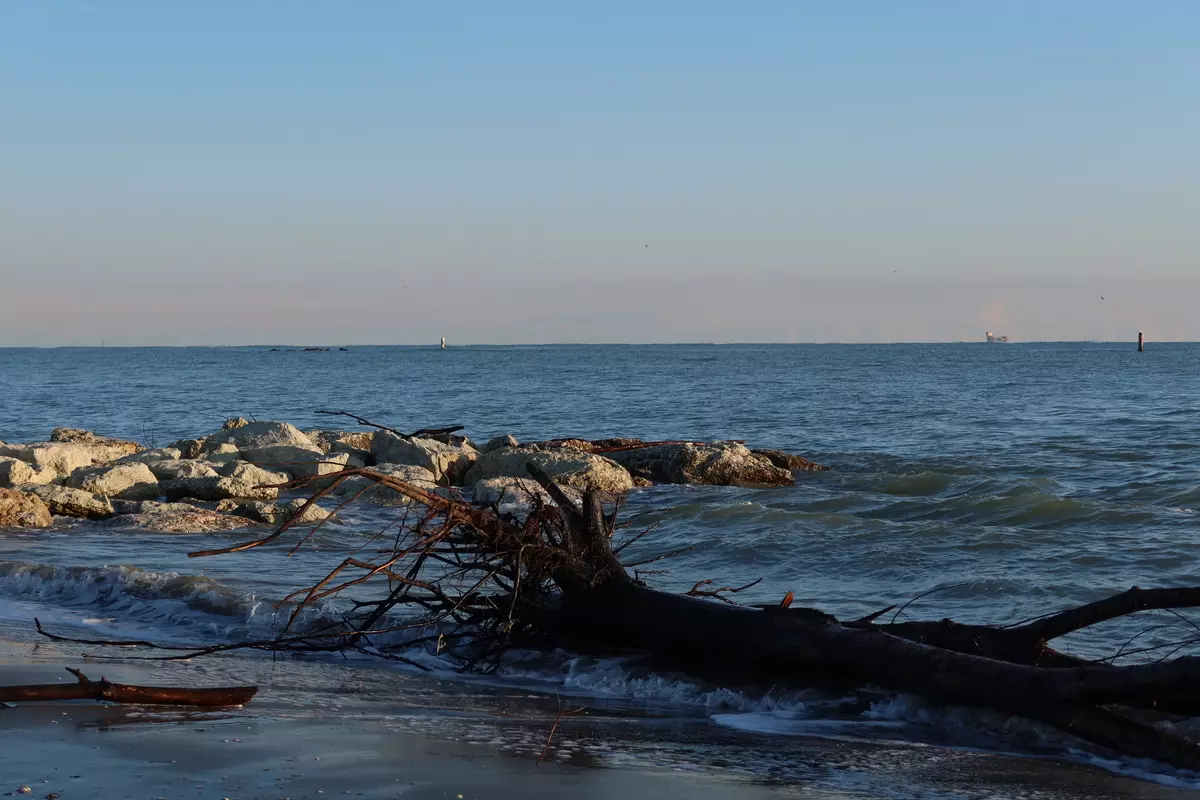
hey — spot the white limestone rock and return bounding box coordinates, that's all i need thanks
[0,456,56,488]
[66,462,160,501]
[463,448,634,494]
[202,420,315,453]
[115,447,184,465]
[483,434,520,453]
[106,506,253,533]
[159,475,278,502]
[0,441,140,480]
[604,442,794,487]
[144,459,221,481]
[371,433,478,484]
[18,484,115,520]
[330,463,438,506]
[230,498,331,526]
[217,461,291,487]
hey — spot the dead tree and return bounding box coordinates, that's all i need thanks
[36,466,1200,769]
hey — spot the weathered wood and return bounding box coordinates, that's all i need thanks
[0,667,257,707]
[551,580,1200,769]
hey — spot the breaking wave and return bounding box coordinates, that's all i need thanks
[0,560,330,642]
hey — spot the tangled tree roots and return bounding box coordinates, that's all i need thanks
[37,465,1200,770]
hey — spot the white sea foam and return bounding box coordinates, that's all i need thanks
[0,560,328,643]
[1076,751,1200,790]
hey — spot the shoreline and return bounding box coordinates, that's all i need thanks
[2,407,1200,796]
[2,705,793,800]
[2,658,1199,799]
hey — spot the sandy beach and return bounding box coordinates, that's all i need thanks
[3,657,1198,800]
[3,711,786,800]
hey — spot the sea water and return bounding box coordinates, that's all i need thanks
[2,343,1199,795]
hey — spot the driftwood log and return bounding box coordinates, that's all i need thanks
[0,667,257,707]
[33,463,1200,769]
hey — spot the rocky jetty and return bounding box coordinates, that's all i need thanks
[0,419,827,530]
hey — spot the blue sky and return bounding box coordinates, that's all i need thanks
[2,2,1197,344]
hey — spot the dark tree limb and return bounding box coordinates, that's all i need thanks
[315,409,406,437]
[315,410,464,440]
[0,667,256,707]
[1012,587,1200,643]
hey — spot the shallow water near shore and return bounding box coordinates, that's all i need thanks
[2,343,1200,795]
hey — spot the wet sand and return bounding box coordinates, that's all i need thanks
[3,660,1199,800]
[2,703,807,800]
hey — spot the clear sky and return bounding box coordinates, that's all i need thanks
[2,2,1197,345]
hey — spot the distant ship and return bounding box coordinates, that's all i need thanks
[985,331,1009,343]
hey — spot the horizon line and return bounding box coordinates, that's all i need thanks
[0,339,1181,349]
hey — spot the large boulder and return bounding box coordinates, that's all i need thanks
[202,443,242,463]
[202,420,315,453]
[169,438,205,460]
[237,444,356,482]
[0,488,53,528]
[106,504,253,533]
[18,484,115,520]
[306,429,374,457]
[605,442,794,487]
[751,448,830,472]
[67,462,160,501]
[159,475,278,502]
[115,447,184,465]
[0,440,141,480]
[472,477,582,515]
[0,456,57,488]
[330,463,438,506]
[228,498,331,526]
[291,450,358,480]
[144,459,220,481]
[49,428,142,453]
[111,500,210,515]
[483,434,519,453]
[463,448,634,494]
[371,433,478,484]
[217,461,291,487]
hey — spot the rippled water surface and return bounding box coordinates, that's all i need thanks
[2,343,1200,793]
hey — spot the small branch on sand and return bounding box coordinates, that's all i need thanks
[0,667,256,707]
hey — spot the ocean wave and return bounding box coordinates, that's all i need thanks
[0,560,331,642]
[498,653,825,717]
[890,490,1158,528]
[876,472,957,497]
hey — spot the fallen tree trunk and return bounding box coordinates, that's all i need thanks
[523,465,1200,768]
[0,667,257,707]
[550,579,1200,767]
